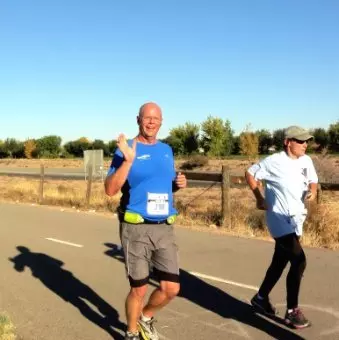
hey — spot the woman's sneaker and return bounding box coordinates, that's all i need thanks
[285,308,311,329]
[138,317,159,340]
[251,294,277,316]
[125,331,140,340]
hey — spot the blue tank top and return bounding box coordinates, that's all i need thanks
[108,140,177,220]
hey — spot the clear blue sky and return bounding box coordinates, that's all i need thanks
[1,0,338,144]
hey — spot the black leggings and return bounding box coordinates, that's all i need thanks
[258,233,306,309]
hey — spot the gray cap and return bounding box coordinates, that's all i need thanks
[285,125,313,141]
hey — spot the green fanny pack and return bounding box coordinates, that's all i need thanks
[124,211,177,225]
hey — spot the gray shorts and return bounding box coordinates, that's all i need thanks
[120,222,180,287]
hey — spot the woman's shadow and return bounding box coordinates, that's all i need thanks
[9,246,125,340]
[104,242,305,340]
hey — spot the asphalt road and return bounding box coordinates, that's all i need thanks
[1,202,339,340]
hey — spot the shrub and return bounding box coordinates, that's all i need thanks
[24,139,37,159]
[180,155,209,170]
[240,131,259,159]
[312,151,339,183]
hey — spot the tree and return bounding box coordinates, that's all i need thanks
[256,129,273,154]
[328,121,339,152]
[108,140,117,155]
[12,142,25,158]
[0,140,9,158]
[24,139,37,159]
[231,136,240,155]
[162,135,183,155]
[92,139,110,157]
[166,123,200,155]
[272,129,285,151]
[64,137,91,157]
[36,135,62,158]
[240,129,259,159]
[311,128,329,152]
[78,137,91,145]
[3,138,24,158]
[201,116,233,156]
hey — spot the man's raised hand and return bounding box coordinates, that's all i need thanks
[117,134,137,164]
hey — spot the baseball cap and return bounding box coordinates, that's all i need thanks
[285,126,313,141]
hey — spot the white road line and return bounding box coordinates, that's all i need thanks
[43,238,257,291]
[189,271,259,291]
[45,238,83,248]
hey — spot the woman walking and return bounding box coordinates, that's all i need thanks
[245,126,318,329]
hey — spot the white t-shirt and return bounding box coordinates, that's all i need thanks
[248,151,318,238]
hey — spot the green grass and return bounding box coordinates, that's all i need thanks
[0,314,16,340]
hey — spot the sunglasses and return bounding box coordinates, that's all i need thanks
[291,138,309,144]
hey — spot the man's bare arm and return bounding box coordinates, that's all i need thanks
[105,135,137,197]
[105,161,133,196]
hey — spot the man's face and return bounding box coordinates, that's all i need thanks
[138,106,162,139]
[286,138,309,158]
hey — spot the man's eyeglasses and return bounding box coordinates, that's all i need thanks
[291,138,309,144]
[142,116,162,123]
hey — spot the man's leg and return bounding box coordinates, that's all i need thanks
[143,280,180,317]
[144,225,180,317]
[138,224,180,339]
[120,222,151,335]
[138,277,179,340]
[126,285,148,333]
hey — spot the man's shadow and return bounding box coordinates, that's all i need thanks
[104,243,305,340]
[10,246,125,340]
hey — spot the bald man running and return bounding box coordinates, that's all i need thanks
[105,102,187,340]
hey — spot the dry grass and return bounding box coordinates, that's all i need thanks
[312,153,339,182]
[176,157,254,173]
[303,197,339,248]
[175,186,268,239]
[175,185,339,249]
[0,177,120,213]
[0,158,86,168]
[1,175,338,249]
[0,314,16,340]
[0,155,338,249]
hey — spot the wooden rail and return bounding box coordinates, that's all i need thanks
[181,169,339,227]
[181,170,339,190]
[24,165,339,228]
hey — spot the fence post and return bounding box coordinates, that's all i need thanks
[317,184,322,204]
[38,163,45,204]
[221,165,231,227]
[86,165,93,208]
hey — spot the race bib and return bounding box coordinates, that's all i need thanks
[147,193,169,216]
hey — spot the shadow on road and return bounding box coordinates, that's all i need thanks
[9,246,125,340]
[104,242,305,340]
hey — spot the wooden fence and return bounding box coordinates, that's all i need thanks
[34,164,339,227]
[36,164,96,207]
[181,166,339,227]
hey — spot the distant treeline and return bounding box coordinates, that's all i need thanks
[1,116,338,159]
